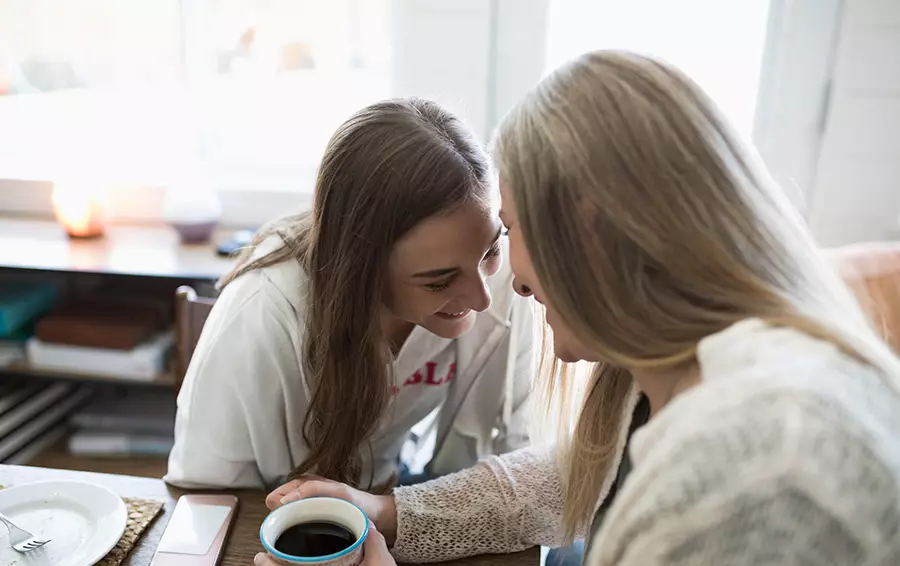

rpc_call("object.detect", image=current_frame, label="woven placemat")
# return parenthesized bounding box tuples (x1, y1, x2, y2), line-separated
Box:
(0, 485, 163, 566)
(96, 496, 164, 566)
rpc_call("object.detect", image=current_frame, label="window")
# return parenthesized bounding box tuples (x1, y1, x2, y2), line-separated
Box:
(1, 0, 541, 224)
(1, 0, 782, 224)
(181, 0, 392, 192)
(0, 0, 391, 193)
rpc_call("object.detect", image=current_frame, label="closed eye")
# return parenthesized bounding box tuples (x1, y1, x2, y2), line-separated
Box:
(483, 234, 504, 261)
(425, 279, 454, 292)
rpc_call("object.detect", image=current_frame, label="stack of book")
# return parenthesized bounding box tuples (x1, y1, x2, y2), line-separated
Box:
(0, 280, 58, 368)
(0, 327, 30, 367)
(26, 296, 173, 381)
(67, 389, 175, 458)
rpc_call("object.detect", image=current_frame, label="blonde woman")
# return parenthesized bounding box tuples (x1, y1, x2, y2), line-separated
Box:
(258, 52, 900, 566)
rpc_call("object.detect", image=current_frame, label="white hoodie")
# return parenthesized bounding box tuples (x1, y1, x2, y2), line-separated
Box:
(165, 238, 535, 489)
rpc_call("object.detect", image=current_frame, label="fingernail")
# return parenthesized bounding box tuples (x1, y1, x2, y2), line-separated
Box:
(280, 492, 298, 505)
(254, 552, 266, 564)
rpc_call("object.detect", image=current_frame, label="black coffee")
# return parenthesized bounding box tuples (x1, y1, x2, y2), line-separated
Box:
(274, 521, 356, 557)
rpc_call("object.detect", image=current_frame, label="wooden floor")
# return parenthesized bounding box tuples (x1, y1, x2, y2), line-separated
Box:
(27, 437, 169, 478)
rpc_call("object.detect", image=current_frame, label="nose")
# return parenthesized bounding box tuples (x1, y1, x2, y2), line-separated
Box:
(466, 275, 492, 313)
(513, 277, 533, 298)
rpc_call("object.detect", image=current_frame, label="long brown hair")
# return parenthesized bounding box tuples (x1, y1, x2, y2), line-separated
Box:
(221, 98, 492, 489)
(494, 51, 900, 539)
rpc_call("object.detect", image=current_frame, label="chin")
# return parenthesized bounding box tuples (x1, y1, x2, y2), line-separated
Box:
(424, 311, 477, 339)
(553, 341, 585, 363)
(555, 351, 582, 363)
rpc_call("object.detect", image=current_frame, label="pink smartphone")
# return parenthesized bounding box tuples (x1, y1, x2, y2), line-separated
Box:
(150, 494, 239, 566)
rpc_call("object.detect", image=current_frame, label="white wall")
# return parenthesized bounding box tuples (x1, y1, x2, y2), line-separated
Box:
(390, 0, 493, 139)
(752, 0, 844, 211)
(490, 0, 550, 131)
(544, 0, 772, 141)
(806, 0, 900, 245)
(390, 0, 548, 141)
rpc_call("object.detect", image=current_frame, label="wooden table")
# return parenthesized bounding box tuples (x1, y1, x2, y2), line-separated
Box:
(0, 465, 539, 566)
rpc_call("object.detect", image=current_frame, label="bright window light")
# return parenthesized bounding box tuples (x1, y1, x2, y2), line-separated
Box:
(544, 0, 772, 141)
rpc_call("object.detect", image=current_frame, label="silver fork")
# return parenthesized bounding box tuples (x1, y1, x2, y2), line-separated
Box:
(0, 510, 50, 553)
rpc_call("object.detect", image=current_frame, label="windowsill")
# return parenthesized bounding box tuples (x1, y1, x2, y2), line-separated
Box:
(0, 214, 237, 280)
(0, 74, 370, 224)
(0, 178, 313, 227)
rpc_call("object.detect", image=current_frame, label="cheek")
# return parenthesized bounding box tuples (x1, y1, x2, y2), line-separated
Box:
(509, 234, 546, 299)
(406, 292, 445, 317)
(546, 309, 598, 363)
(508, 234, 533, 284)
(389, 292, 446, 323)
(383, 280, 433, 319)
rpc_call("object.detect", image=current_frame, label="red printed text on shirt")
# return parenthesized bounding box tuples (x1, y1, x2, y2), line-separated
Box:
(391, 362, 455, 396)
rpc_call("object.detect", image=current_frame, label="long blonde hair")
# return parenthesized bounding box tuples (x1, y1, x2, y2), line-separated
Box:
(493, 50, 900, 539)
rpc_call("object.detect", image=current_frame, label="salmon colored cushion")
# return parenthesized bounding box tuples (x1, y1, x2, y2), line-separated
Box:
(828, 242, 900, 353)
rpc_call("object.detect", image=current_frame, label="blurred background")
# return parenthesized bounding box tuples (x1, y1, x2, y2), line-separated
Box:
(1, 0, 895, 246)
(0, 0, 898, 491)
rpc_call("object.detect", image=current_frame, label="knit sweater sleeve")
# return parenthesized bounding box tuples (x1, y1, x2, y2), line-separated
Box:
(586, 391, 900, 566)
(391, 447, 582, 563)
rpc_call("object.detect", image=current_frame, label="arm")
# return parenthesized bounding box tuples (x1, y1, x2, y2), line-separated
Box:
(392, 447, 582, 563)
(272, 447, 583, 562)
(493, 298, 536, 454)
(166, 278, 305, 489)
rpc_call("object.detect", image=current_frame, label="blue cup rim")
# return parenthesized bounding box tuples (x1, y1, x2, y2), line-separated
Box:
(259, 496, 369, 563)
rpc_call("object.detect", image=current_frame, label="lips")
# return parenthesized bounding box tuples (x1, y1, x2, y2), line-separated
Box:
(435, 309, 470, 320)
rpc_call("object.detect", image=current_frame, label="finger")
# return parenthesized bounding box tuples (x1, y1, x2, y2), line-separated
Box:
(265, 475, 333, 510)
(254, 552, 276, 565)
(362, 521, 395, 565)
(266, 479, 305, 510)
(279, 479, 351, 506)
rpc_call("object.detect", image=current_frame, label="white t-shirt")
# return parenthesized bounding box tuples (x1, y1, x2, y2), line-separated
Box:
(166, 258, 467, 489)
(373, 325, 457, 479)
(166, 235, 534, 490)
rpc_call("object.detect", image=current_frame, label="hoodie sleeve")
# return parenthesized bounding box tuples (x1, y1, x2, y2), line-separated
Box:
(165, 272, 306, 489)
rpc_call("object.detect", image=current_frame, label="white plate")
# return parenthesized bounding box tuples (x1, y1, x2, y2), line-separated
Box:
(0, 480, 127, 566)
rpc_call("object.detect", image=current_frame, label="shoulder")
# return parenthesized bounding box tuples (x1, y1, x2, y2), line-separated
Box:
(633, 372, 900, 491)
(215, 237, 309, 328)
(635, 321, 900, 484)
(601, 325, 900, 564)
(184, 239, 310, 390)
(598, 392, 900, 565)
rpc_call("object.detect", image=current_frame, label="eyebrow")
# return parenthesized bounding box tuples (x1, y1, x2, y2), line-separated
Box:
(412, 267, 459, 279)
(410, 226, 503, 279)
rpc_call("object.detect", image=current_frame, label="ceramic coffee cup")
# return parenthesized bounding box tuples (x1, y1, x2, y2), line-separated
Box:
(260, 497, 369, 566)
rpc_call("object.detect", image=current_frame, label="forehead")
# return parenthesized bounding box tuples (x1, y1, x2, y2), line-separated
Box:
(390, 200, 499, 274)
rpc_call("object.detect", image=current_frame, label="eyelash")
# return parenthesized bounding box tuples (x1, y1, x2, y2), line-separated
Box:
(425, 281, 453, 292)
(484, 242, 502, 260)
(425, 240, 503, 292)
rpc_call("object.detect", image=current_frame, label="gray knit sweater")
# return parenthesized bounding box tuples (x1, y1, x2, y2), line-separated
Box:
(391, 319, 900, 565)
